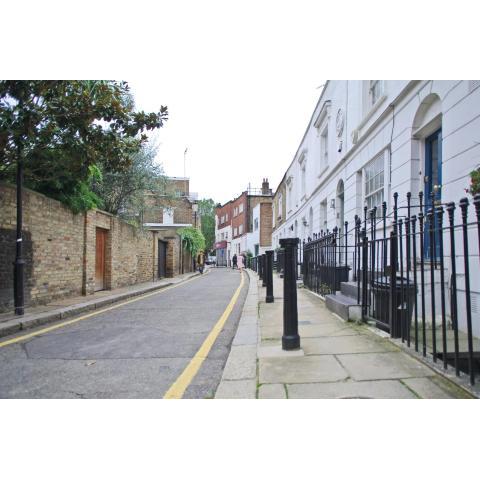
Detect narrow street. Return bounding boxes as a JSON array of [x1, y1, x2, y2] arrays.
[[0, 268, 247, 399]]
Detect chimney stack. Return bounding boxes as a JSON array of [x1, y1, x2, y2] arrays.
[[262, 178, 271, 195]]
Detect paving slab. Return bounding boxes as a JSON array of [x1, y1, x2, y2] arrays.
[[214, 379, 256, 399], [287, 380, 417, 399], [258, 344, 305, 358], [222, 345, 257, 380], [299, 323, 361, 338], [260, 325, 283, 340], [258, 383, 287, 399], [337, 352, 435, 381], [259, 355, 348, 384], [400, 377, 470, 399], [301, 334, 398, 355]]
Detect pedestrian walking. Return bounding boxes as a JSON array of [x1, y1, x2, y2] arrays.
[[197, 250, 206, 274], [237, 252, 244, 272], [241, 253, 247, 268], [232, 253, 238, 269]]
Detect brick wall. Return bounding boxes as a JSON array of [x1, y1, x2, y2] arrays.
[[231, 192, 247, 238], [216, 202, 233, 229], [143, 194, 195, 227], [259, 202, 273, 247], [173, 197, 195, 225], [0, 183, 164, 312], [155, 229, 192, 277]]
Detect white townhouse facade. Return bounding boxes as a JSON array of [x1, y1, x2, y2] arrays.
[[273, 80, 480, 246], [214, 216, 232, 266], [272, 80, 480, 335]]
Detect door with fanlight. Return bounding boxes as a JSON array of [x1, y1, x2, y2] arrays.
[[424, 129, 442, 260]]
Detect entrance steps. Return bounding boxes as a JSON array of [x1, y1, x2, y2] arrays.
[[325, 281, 361, 322]]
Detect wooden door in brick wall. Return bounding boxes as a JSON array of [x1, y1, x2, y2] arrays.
[[158, 240, 167, 278], [95, 228, 107, 291]]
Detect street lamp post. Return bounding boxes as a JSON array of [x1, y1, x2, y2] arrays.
[[192, 202, 199, 271], [13, 159, 25, 315]]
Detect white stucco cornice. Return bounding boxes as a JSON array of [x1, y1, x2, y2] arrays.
[[297, 148, 308, 165], [271, 81, 331, 196], [313, 100, 332, 128]]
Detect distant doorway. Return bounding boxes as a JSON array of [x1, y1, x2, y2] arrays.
[[158, 240, 167, 278], [95, 228, 107, 291], [336, 180, 345, 262]]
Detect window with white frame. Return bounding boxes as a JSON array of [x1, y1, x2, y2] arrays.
[[221, 215, 225, 223], [364, 152, 385, 212], [239, 203, 244, 214], [234, 226, 238, 236], [225, 232, 228, 239], [225, 213, 228, 222], [320, 200, 327, 232], [254, 218, 259, 230], [221, 233, 224, 240], [301, 161, 306, 198], [163, 207, 174, 225], [369, 81, 383, 107], [320, 125, 329, 170], [278, 193, 283, 218], [288, 184, 293, 211], [234, 207, 238, 217], [239, 224, 244, 234]]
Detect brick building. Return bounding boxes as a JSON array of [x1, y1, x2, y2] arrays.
[[271, 175, 287, 249], [142, 177, 200, 275], [215, 179, 273, 263], [214, 202, 233, 266]]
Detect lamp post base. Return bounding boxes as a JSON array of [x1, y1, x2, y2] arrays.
[[282, 334, 300, 350]]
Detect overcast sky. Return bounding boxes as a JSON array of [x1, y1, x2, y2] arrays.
[[4, 0, 475, 209], [128, 4, 326, 204]]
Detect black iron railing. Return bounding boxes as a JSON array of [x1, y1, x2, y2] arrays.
[[301, 190, 480, 385], [303, 227, 352, 296]]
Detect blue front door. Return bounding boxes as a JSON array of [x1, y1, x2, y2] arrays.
[[424, 129, 442, 259]]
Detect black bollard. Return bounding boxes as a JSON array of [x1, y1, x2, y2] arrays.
[[258, 254, 263, 280], [265, 250, 274, 303], [280, 238, 300, 350], [261, 254, 267, 287]]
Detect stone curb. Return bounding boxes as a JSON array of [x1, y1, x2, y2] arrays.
[[215, 269, 259, 399], [0, 272, 201, 340]]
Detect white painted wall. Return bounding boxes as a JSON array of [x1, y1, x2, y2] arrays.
[[214, 215, 232, 265], [273, 80, 480, 335]]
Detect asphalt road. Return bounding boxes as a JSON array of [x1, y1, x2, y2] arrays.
[[0, 267, 248, 399]]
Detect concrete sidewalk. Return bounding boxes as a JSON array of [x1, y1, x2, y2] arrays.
[[0, 271, 200, 339], [215, 270, 474, 399]]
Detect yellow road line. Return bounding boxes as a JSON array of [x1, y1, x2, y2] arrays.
[[164, 271, 245, 399], [0, 270, 210, 349]]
